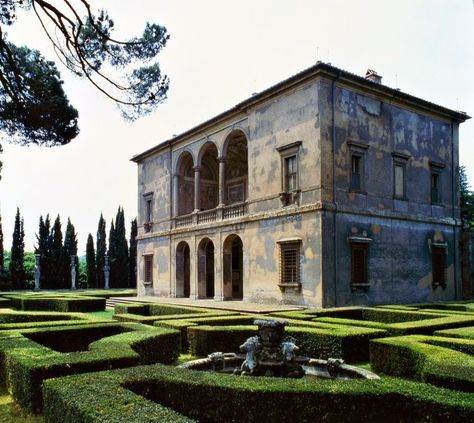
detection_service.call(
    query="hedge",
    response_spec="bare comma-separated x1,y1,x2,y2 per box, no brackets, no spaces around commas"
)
187,324,386,362
6,294,106,312
434,326,474,340
113,311,237,326
270,306,363,321
370,334,474,392
0,322,180,413
43,364,474,423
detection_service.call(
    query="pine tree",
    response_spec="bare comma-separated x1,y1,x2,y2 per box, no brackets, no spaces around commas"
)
10,208,26,289
0,210,4,273
113,207,129,288
460,166,474,228
86,233,97,288
108,220,116,288
128,218,138,288
96,214,106,288
49,215,64,289
35,215,51,288
63,218,78,289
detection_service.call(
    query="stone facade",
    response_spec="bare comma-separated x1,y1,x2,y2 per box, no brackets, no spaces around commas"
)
132,63,470,307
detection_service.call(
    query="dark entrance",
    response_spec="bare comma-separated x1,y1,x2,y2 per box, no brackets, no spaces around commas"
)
223,235,243,300
176,242,190,297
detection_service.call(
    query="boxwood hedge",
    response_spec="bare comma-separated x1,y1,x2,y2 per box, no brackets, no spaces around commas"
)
434,326,474,340
6,294,106,312
370,334,474,391
0,322,180,413
43,364,474,423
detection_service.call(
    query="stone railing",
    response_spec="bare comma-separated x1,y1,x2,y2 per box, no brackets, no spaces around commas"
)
173,202,248,229
223,202,248,219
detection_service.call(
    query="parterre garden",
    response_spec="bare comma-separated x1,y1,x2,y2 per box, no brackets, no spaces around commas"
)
0,291,472,422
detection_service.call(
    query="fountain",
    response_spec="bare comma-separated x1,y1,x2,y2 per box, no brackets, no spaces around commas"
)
178,319,379,380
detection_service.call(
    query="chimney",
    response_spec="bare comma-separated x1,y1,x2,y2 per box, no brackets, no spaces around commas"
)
365,69,382,84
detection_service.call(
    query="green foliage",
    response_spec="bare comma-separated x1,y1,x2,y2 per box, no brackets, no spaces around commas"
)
109,207,128,288
43,364,474,423
370,334,474,391
9,208,26,289
0,322,180,413
96,214,106,288
62,218,78,289
48,215,64,289
459,166,474,228
434,326,474,340
0,1,169,146
129,218,137,288
0,210,4,273
86,233,97,288
8,294,106,313
35,215,50,289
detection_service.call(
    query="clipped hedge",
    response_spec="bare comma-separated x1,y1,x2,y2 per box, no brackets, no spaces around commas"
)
0,322,180,413
187,323,386,362
7,294,105,312
434,326,474,340
113,310,237,326
370,334,474,391
43,364,474,423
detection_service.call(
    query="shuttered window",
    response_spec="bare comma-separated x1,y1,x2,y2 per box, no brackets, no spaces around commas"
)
144,255,153,283
351,155,361,191
432,246,446,288
351,243,368,286
279,242,301,285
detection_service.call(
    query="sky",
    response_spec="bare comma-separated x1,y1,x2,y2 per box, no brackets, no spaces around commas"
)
1,0,473,254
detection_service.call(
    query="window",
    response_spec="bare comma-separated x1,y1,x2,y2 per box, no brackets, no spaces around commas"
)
143,192,153,232
347,141,368,193
392,153,409,199
277,141,301,206
348,235,371,291
277,238,302,291
144,255,153,284
430,162,444,205
432,244,447,289
351,155,361,191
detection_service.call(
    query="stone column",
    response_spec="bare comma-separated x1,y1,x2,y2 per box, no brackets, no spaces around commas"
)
193,166,201,212
34,254,41,291
70,255,77,290
104,254,110,289
173,173,179,217
218,156,226,207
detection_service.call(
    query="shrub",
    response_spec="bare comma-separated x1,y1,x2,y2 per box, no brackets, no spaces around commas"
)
0,322,180,413
43,364,474,423
7,294,105,312
434,326,474,340
370,334,474,391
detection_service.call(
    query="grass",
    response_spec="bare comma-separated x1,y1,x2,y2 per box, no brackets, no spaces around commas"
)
86,309,115,320
0,395,43,423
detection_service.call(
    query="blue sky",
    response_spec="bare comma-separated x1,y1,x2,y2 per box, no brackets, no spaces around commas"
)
1,0,473,252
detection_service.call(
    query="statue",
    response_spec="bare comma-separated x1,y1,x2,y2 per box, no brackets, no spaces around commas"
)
70,255,77,290
34,254,41,290
104,254,110,289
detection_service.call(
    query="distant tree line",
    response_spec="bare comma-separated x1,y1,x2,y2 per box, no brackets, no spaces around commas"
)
0,207,137,290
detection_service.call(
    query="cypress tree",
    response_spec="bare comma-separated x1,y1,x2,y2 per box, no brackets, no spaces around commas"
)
50,215,64,289
96,214,106,288
36,215,51,288
86,233,97,288
10,208,26,289
114,207,128,288
128,218,137,288
63,218,78,289
0,210,4,273
108,220,116,287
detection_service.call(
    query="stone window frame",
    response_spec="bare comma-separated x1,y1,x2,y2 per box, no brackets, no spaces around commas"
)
143,192,153,232
143,254,153,285
347,141,369,193
277,141,302,206
430,161,445,205
348,235,372,292
277,237,302,292
392,152,410,200
431,242,447,289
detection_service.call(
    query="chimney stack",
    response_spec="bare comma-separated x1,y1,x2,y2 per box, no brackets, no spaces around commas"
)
365,69,382,84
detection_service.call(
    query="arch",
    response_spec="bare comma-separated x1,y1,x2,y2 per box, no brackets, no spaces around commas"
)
223,234,244,300
176,151,194,216
197,238,215,298
223,130,248,205
198,143,219,211
176,241,190,298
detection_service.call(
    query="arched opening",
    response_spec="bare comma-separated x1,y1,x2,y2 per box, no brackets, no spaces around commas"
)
177,152,194,216
224,131,248,204
176,241,190,298
223,235,244,300
199,143,219,211
198,238,215,298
